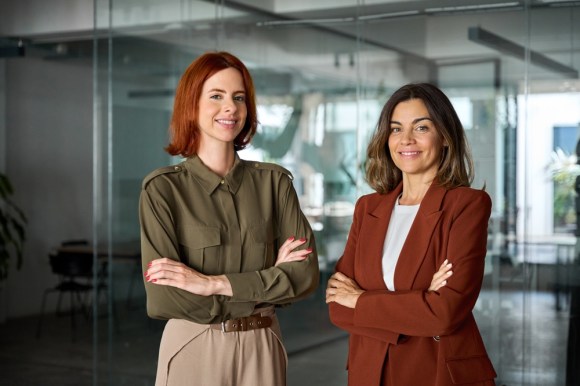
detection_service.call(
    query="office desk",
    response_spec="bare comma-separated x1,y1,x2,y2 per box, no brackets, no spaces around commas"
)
55,242,142,308
519,236,577,311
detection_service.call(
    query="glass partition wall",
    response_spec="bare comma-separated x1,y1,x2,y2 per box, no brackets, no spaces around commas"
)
90,1,580,385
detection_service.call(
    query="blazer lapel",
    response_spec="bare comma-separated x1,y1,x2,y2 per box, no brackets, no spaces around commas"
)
394,183,446,290
358,185,402,290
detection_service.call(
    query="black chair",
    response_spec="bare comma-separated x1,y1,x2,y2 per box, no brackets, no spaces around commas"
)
36,241,105,339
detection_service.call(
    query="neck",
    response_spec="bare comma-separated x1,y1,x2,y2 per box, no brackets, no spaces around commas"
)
197,143,236,177
399,174,434,205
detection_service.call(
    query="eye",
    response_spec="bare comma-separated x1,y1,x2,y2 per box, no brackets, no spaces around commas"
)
233,95,246,102
210,94,222,100
390,126,401,133
416,125,429,132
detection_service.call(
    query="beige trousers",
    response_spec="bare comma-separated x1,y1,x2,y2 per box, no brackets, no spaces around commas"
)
155,312,287,386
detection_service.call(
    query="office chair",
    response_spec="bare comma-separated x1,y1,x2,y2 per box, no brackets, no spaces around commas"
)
36,240,104,339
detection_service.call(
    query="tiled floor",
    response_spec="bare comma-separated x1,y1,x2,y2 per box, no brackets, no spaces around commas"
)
0,271,577,385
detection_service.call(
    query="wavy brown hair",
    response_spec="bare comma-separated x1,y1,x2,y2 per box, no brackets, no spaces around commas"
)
165,51,258,157
366,83,474,194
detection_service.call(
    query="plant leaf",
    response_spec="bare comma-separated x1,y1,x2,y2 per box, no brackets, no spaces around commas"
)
0,173,14,198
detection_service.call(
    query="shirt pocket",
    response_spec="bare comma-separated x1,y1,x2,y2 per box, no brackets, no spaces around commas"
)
178,226,221,274
249,220,279,270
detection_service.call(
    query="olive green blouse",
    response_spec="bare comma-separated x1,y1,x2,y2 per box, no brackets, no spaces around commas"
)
139,154,319,324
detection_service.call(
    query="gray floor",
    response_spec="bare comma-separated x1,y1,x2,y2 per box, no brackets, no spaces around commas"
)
0,289,349,386
0,270,576,386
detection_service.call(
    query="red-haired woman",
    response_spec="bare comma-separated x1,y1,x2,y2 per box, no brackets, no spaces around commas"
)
140,51,319,386
326,83,497,385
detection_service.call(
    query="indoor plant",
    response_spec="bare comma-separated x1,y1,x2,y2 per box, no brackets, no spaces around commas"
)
0,172,27,280
547,148,580,233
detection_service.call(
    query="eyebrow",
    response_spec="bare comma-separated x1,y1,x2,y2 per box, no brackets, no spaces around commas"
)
390,117,433,125
207,88,245,94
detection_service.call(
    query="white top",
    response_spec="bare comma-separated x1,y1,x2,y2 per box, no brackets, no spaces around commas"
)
382,197,420,291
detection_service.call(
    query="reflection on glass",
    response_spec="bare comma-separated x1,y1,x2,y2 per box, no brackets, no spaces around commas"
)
88,1,580,385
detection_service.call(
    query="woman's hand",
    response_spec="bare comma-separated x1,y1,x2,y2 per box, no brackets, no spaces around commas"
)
275,236,312,266
429,259,453,292
324,259,452,308
144,258,233,296
325,272,364,309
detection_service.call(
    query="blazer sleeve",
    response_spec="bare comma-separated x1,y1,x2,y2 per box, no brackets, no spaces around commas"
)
226,174,320,304
328,196,401,345
352,190,492,337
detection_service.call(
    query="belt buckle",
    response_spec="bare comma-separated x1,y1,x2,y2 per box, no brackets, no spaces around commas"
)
221,318,243,333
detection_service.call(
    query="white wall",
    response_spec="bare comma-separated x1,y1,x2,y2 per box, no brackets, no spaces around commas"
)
4,56,93,317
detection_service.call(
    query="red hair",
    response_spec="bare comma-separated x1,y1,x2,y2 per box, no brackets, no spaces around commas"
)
165,51,258,157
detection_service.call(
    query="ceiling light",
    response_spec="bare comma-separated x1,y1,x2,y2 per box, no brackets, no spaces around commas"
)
256,17,355,27
426,2,520,13
359,10,420,21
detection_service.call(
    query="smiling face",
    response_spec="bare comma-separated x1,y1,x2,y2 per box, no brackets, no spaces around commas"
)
197,67,247,150
387,98,446,181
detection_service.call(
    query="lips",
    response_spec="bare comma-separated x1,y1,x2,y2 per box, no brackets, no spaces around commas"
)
215,119,239,130
216,119,237,125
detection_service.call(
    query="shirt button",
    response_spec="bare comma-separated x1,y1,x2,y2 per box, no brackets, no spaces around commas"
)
220,180,225,184
254,163,259,168
433,336,440,341
174,166,181,171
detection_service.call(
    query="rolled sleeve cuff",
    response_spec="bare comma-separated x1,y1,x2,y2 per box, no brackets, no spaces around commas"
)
226,271,265,302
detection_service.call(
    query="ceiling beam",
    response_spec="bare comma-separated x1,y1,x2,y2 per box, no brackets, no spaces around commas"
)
468,26,578,78
199,0,432,66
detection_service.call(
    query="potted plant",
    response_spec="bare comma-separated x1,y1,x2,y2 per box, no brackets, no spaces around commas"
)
0,172,27,281
547,148,580,234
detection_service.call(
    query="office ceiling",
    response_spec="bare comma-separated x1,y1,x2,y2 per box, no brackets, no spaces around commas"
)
2,0,579,94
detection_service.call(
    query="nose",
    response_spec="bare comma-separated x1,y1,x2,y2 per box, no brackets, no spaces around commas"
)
401,129,415,144
223,97,237,113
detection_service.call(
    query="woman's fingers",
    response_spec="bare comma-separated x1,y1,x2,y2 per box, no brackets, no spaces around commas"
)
275,248,312,266
329,272,349,282
432,260,451,280
328,272,359,288
325,283,364,308
275,236,311,266
429,259,453,292
279,236,307,253
327,273,360,292
144,257,189,282
325,272,365,308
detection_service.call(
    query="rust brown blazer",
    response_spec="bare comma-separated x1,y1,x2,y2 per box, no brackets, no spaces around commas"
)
329,182,497,386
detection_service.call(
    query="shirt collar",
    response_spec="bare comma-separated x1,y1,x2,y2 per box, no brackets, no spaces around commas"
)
183,154,244,195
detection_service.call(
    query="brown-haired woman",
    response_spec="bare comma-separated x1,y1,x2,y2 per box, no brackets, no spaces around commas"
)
326,83,496,385
140,51,319,386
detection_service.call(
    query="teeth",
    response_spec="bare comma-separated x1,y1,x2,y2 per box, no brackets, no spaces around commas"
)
217,119,236,124
400,151,419,155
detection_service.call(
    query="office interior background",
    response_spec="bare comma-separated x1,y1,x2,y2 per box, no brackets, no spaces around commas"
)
1,0,580,385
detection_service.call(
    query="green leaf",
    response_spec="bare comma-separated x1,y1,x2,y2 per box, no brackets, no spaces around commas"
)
0,173,14,199
0,172,27,278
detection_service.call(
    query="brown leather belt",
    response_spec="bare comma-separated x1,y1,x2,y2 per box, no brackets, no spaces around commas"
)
210,314,272,333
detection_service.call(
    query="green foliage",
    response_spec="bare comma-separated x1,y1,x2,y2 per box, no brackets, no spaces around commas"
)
0,173,27,280
547,148,580,230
